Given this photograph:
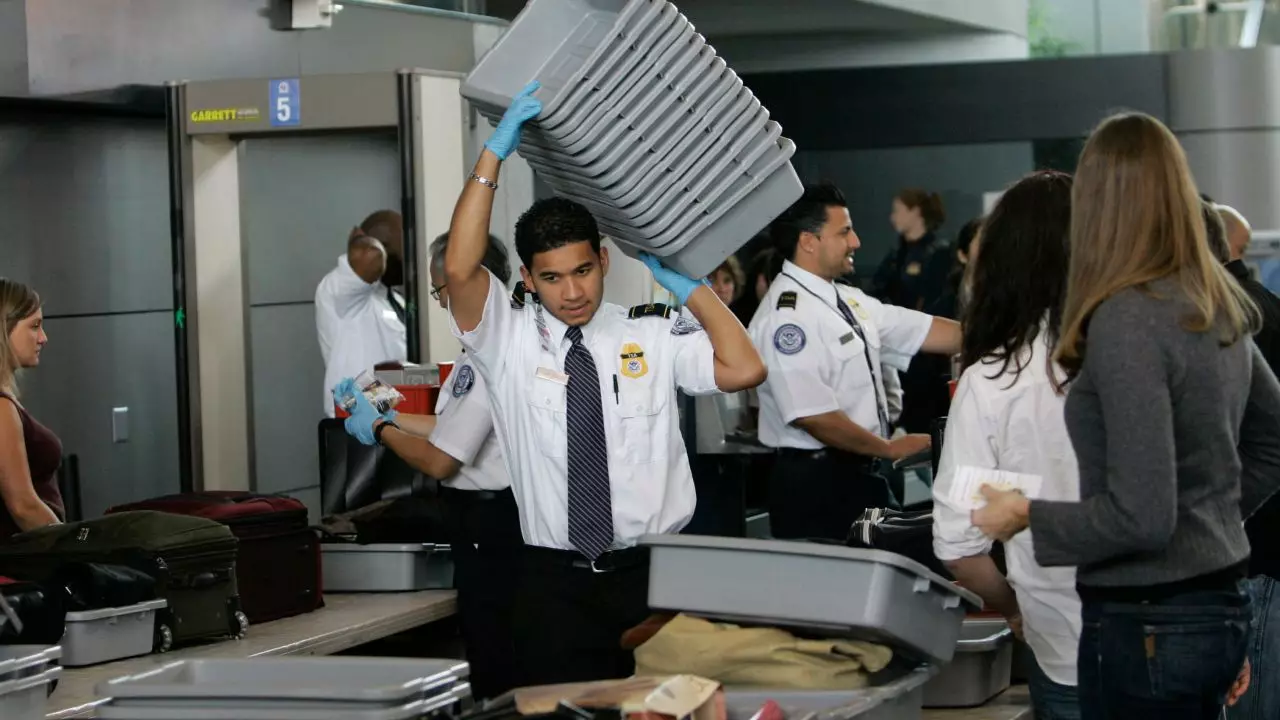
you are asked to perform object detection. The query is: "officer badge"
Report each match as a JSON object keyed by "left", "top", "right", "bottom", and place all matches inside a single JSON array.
[
  {"left": 620, "top": 342, "right": 648, "bottom": 379},
  {"left": 850, "top": 300, "right": 870, "bottom": 320},
  {"left": 452, "top": 364, "right": 475, "bottom": 397},
  {"left": 774, "top": 323, "right": 806, "bottom": 355},
  {"left": 905, "top": 262, "right": 922, "bottom": 276},
  {"left": 671, "top": 316, "right": 703, "bottom": 335}
]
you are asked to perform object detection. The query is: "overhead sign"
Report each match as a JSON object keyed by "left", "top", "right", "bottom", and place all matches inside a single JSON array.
[{"left": 270, "top": 78, "right": 301, "bottom": 127}]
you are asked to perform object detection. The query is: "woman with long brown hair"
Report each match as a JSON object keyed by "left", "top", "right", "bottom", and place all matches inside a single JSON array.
[
  {"left": 0, "top": 279, "right": 64, "bottom": 537},
  {"left": 973, "top": 113, "right": 1280, "bottom": 717}
]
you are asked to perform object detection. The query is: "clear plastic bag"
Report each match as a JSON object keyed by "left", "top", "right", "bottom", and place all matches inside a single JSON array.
[{"left": 338, "top": 369, "right": 405, "bottom": 414}]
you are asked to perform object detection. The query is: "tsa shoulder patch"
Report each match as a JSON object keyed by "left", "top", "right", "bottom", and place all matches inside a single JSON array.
[
  {"left": 776, "top": 291, "right": 798, "bottom": 310},
  {"left": 628, "top": 303, "right": 673, "bottom": 319},
  {"left": 452, "top": 364, "right": 475, "bottom": 397},
  {"left": 774, "top": 323, "right": 807, "bottom": 355},
  {"left": 671, "top": 316, "right": 703, "bottom": 336}
]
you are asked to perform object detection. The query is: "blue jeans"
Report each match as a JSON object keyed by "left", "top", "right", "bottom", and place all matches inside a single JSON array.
[
  {"left": 1228, "top": 576, "right": 1279, "bottom": 720},
  {"left": 1027, "top": 654, "right": 1081, "bottom": 720},
  {"left": 1078, "top": 584, "right": 1252, "bottom": 719}
]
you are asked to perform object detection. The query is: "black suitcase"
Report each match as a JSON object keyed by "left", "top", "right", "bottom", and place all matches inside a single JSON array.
[{"left": 0, "top": 511, "right": 244, "bottom": 651}]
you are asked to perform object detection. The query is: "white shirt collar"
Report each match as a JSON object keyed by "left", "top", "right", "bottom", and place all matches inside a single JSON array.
[
  {"left": 537, "top": 299, "right": 606, "bottom": 351},
  {"left": 781, "top": 260, "right": 840, "bottom": 306}
]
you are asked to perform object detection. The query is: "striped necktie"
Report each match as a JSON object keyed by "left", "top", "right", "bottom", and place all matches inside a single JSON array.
[{"left": 564, "top": 326, "right": 613, "bottom": 559}]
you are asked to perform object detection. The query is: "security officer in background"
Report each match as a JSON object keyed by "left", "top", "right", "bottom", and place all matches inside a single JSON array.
[
  {"left": 438, "top": 81, "right": 767, "bottom": 686},
  {"left": 749, "top": 183, "right": 962, "bottom": 540},
  {"left": 316, "top": 210, "right": 407, "bottom": 417},
  {"left": 337, "top": 233, "right": 519, "bottom": 699}
]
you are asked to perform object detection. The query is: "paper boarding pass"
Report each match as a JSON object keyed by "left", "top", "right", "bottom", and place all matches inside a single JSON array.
[{"left": 949, "top": 465, "right": 1044, "bottom": 510}]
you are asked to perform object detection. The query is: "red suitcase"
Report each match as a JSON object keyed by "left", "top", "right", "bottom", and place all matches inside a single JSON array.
[{"left": 107, "top": 492, "right": 323, "bottom": 624}]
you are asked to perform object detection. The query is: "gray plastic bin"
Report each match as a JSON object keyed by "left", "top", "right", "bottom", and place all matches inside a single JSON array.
[
  {"left": 61, "top": 598, "right": 166, "bottom": 667},
  {"left": 723, "top": 666, "right": 937, "bottom": 720},
  {"left": 99, "top": 657, "right": 468, "bottom": 706},
  {"left": 462, "top": 0, "right": 631, "bottom": 112},
  {"left": 321, "top": 543, "right": 453, "bottom": 592},
  {"left": 0, "top": 645, "right": 60, "bottom": 682},
  {"left": 921, "top": 619, "right": 1013, "bottom": 708},
  {"left": 0, "top": 665, "right": 60, "bottom": 720},
  {"left": 96, "top": 682, "right": 473, "bottom": 720},
  {"left": 641, "top": 535, "right": 981, "bottom": 665}
]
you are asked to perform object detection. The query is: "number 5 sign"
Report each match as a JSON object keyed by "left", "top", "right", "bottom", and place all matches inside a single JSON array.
[{"left": 270, "top": 79, "right": 300, "bottom": 127}]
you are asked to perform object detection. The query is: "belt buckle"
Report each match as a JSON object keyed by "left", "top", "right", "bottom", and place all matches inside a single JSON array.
[{"left": 589, "top": 555, "right": 613, "bottom": 573}]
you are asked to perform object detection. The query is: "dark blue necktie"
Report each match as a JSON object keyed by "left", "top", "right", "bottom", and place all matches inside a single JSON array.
[
  {"left": 564, "top": 326, "right": 613, "bottom": 559},
  {"left": 837, "top": 297, "right": 891, "bottom": 437}
]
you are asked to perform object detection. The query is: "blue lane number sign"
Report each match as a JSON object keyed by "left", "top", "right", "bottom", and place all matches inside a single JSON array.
[{"left": 270, "top": 79, "right": 300, "bottom": 127}]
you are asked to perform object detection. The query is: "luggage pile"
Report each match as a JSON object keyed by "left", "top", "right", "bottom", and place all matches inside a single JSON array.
[
  {"left": 93, "top": 656, "right": 471, "bottom": 720},
  {"left": 462, "top": 0, "right": 803, "bottom": 278}
]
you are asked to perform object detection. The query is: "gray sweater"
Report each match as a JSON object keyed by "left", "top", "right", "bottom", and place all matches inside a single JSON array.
[{"left": 1031, "top": 279, "right": 1280, "bottom": 588}]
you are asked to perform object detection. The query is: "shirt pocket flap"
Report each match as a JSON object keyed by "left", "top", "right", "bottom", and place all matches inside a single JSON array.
[
  {"left": 527, "top": 377, "right": 566, "bottom": 413},
  {"left": 612, "top": 383, "right": 667, "bottom": 419}
]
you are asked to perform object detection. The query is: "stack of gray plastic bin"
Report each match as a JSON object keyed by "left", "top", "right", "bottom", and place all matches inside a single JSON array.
[
  {"left": 640, "top": 535, "right": 983, "bottom": 720},
  {"left": 462, "top": 0, "right": 803, "bottom": 278},
  {"left": 94, "top": 657, "right": 471, "bottom": 720},
  {"left": 0, "top": 646, "right": 62, "bottom": 720}
]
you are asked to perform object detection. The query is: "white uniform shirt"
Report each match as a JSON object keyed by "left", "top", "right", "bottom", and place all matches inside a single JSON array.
[
  {"left": 748, "top": 260, "right": 932, "bottom": 449},
  {"left": 931, "top": 333, "right": 1082, "bottom": 687},
  {"left": 315, "top": 254, "right": 407, "bottom": 417},
  {"left": 450, "top": 269, "right": 720, "bottom": 550},
  {"left": 429, "top": 351, "right": 510, "bottom": 493}
]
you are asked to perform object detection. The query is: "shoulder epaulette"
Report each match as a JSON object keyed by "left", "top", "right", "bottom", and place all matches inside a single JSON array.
[
  {"left": 776, "top": 291, "right": 798, "bottom": 310},
  {"left": 628, "top": 303, "right": 673, "bottom": 319},
  {"left": 510, "top": 282, "right": 540, "bottom": 309}
]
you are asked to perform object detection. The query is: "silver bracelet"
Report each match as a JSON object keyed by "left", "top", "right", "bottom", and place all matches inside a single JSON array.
[{"left": 469, "top": 172, "right": 498, "bottom": 191}]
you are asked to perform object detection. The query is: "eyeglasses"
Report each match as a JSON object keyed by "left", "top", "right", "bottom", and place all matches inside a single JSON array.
[{"left": 430, "top": 284, "right": 447, "bottom": 301}]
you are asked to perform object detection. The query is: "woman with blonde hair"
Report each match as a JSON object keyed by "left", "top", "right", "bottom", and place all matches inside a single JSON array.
[
  {"left": 0, "top": 279, "right": 63, "bottom": 537},
  {"left": 973, "top": 112, "right": 1280, "bottom": 717}
]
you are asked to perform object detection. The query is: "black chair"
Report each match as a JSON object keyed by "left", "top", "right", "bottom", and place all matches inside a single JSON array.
[{"left": 57, "top": 454, "right": 83, "bottom": 522}]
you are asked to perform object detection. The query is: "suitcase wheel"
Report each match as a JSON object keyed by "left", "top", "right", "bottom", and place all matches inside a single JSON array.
[
  {"left": 230, "top": 610, "right": 249, "bottom": 639},
  {"left": 154, "top": 622, "right": 174, "bottom": 653}
]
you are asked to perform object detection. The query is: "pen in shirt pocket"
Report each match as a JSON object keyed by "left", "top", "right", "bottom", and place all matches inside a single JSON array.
[{"left": 612, "top": 374, "right": 619, "bottom": 404}]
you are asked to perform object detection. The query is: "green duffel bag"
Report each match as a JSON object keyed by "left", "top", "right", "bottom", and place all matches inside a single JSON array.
[{"left": 0, "top": 511, "right": 245, "bottom": 651}]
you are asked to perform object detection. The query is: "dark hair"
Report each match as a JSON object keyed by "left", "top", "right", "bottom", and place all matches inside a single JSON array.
[
  {"left": 514, "top": 197, "right": 601, "bottom": 269},
  {"left": 1202, "top": 201, "right": 1231, "bottom": 265},
  {"left": 956, "top": 218, "right": 983, "bottom": 258},
  {"left": 430, "top": 232, "right": 511, "bottom": 286},
  {"left": 770, "top": 182, "right": 848, "bottom": 261},
  {"left": 961, "top": 171, "right": 1073, "bottom": 384},
  {"left": 897, "top": 189, "right": 946, "bottom": 231}
]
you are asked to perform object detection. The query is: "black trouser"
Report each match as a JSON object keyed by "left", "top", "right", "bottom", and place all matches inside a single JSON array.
[
  {"left": 440, "top": 486, "right": 523, "bottom": 700},
  {"left": 513, "top": 546, "right": 650, "bottom": 686},
  {"left": 768, "top": 448, "right": 893, "bottom": 541},
  {"left": 684, "top": 454, "right": 747, "bottom": 537}
]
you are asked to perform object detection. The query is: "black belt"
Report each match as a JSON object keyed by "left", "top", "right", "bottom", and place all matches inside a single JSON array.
[
  {"left": 523, "top": 545, "right": 649, "bottom": 573},
  {"left": 439, "top": 486, "right": 509, "bottom": 503},
  {"left": 775, "top": 447, "right": 878, "bottom": 470}
]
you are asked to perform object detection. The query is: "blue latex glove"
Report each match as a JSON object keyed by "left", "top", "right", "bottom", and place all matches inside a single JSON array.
[
  {"left": 485, "top": 81, "right": 542, "bottom": 161},
  {"left": 639, "top": 252, "right": 702, "bottom": 305},
  {"left": 333, "top": 378, "right": 397, "bottom": 447}
]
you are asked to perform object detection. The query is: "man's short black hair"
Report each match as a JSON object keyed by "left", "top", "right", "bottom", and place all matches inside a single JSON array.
[
  {"left": 769, "top": 182, "right": 848, "bottom": 261},
  {"left": 514, "top": 197, "right": 602, "bottom": 269}
]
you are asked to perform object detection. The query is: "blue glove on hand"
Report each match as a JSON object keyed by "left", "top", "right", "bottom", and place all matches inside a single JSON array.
[
  {"left": 333, "top": 377, "right": 397, "bottom": 447},
  {"left": 485, "top": 81, "right": 542, "bottom": 161},
  {"left": 639, "top": 252, "right": 702, "bottom": 305}
]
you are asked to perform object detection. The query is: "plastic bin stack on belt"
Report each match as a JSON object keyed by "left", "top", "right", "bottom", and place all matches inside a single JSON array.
[
  {"left": 461, "top": 0, "right": 804, "bottom": 278},
  {"left": 641, "top": 535, "right": 983, "bottom": 719},
  {"left": 94, "top": 657, "right": 472, "bottom": 720},
  {"left": 0, "top": 645, "right": 62, "bottom": 720}
]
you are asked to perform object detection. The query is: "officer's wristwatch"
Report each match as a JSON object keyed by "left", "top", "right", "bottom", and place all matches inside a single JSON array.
[{"left": 373, "top": 420, "right": 400, "bottom": 446}]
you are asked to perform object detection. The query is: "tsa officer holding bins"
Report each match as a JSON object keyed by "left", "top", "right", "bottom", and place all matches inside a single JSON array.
[
  {"left": 440, "top": 82, "right": 767, "bottom": 686},
  {"left": 337, "top": 234, "right": 520, "bottom": 700},
  {"left": 749, "top": 183, "right": 962, "bottom": 540}
]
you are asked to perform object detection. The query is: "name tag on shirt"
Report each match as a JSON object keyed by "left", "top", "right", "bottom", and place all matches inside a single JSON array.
[
  {"left": 839, "top": 332, "right": 855, "bottom": 345},
  {"left": 950, "top": 465, "right": 1044, "bottom": 510},
  {"left": 536, "top": 367, "right": 569, "bottom": 385}
]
